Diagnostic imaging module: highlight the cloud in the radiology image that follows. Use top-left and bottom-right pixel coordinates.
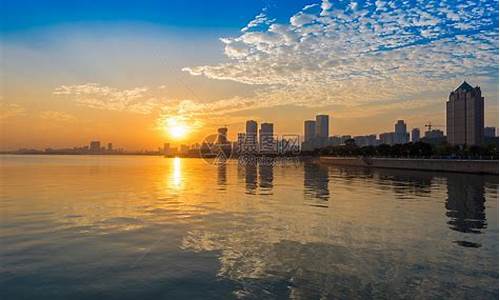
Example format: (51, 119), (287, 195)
(40, 111), (77, 122)
(181, 0), (498, 120)
(0, 103), (26, 120)
(53, 83), (164, 114)
(241, 12), (275, 32)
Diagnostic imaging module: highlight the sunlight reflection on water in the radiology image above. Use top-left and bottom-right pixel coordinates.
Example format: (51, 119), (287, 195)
(0, 155), (498, 299)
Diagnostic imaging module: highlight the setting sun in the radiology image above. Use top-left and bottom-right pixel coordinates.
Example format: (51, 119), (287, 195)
(165, 118), (189, 139)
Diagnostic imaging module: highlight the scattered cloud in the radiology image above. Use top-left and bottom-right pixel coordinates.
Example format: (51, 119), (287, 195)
(40, 111), (77, 122)
(53, 83), (165, 114)
(181, 0), (498, 120)
(0, 103), (26, 120)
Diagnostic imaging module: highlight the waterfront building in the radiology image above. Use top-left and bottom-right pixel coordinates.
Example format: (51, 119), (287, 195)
(411, 128), (420, 143)
(180, 144), (189, 154)
(280, 135), (300, 154)
(259, 123), (274, 153)
(379, 132), (394, 145)
(163, 143), (172, 156)
(304, 120), (316, 142)
(236, 133), (246, 154)
(353, 134), (377, 147)
(90, 141), (101, 153)
(446, 81), (484, 145)
(425, 129), (444, 139)
(329, 136), (342, 146)
(217, 127), (229, 145)
(315, 115), (329, 139)
(244, 120), (258, 153)
(484, 127), (496, 138)
(394, 120), (409, 144)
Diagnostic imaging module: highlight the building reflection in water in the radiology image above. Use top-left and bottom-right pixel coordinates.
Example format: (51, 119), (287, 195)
(258, 160), (273, 194)
(244, 159), (258, 194)
(217, 161), (227, 189)
(374, 169), (434, 199)
(303, 161), (330, 202)
(446, 174), (487, 235)
(180, 161), (498, 297)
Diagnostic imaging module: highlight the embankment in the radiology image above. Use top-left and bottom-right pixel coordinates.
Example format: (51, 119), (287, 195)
(319, 157), (498, 174)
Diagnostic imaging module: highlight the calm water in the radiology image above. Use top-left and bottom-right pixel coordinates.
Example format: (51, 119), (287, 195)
(0, 155), (498, 299)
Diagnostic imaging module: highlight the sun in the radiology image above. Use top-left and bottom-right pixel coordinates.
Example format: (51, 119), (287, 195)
(165, 118), (189, 140)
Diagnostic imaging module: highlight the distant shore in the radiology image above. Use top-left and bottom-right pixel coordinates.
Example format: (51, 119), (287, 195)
(320, 156), (499, 175)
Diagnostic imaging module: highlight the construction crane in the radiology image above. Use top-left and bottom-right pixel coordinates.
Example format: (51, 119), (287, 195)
(424, 122), (444, 132)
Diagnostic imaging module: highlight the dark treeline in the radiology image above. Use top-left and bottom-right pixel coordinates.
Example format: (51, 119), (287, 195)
(306, 139), (499, 160)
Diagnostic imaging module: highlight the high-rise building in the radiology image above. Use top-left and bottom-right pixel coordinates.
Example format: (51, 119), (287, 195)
(304, 120), (316, 142)
(394, 120), (409, 144)
(90, 141), (101, 153)
(411, 128), (420, 143)
(315, 115), (329, 138)
(163, 143), (171, 155)
(446, 81), (484, 145)
(217, 127), (228, 144)
(259, 123), (274, 153)
(236, 133), (246, 153)
(484, 127), (496, 138)
(244, 120), (258, 153)
(107, 143), (113, 152)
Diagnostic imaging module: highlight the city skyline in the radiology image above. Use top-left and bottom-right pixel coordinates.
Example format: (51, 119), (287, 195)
(1, 0), (498, 151)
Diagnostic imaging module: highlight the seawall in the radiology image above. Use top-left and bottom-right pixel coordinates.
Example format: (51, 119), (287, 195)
(319, 157), (499, 175)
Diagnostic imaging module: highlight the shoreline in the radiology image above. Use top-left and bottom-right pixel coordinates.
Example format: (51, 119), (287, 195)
(319, 156), (499, 175)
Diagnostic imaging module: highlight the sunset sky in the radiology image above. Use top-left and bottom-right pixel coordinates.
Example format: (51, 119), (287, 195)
(1, 0), (498, 150)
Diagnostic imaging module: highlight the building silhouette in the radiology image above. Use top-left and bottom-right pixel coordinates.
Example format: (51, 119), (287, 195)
(446, 81), (484, 145)
(90, 141), (101, 153)
(259, 123), (274, 153)
(244, 120), (258, 153)
(217, 127), (228, 145)
(315, 115), (329, 139)
(411, 128), (420, 143)
(394, 120), (409, 144)
(379, 132), (394, 145)
(353, 134), (377, 146)
(304, 120), (316, 142)
(484, 126), (496, 138)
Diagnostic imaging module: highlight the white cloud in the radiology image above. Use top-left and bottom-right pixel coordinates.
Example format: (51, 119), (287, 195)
(0, 103), (26, 120)
(53, 83), (164, 114)
(40, 111), (77, 122)
(182, 0), (498, 114)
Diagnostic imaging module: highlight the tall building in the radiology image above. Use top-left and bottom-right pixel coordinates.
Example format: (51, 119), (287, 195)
(484, 127), (496, 138)
(394, 120), (409, 144)
(217, 127), (228, 144)
(315, 115), (329, 138)
(237, 133), (246, 153)
(259, 123), (274, 153)
(411, 128), (420, 143)
(446, 81), (484, 145)
(163, 143), (171, 155)
(244, 120), (258, 153)
(90, 141), (101, 153)
(304, 120), (316, 142)
(107, 143), (113, 152)
(180, 144), (189, 154)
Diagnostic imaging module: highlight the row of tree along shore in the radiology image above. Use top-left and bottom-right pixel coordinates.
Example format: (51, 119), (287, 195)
(306, 140), (498, 160)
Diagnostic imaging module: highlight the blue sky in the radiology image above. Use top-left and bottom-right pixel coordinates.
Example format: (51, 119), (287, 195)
(1, 0), (315, 32)
(1, 0), (499, 149)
